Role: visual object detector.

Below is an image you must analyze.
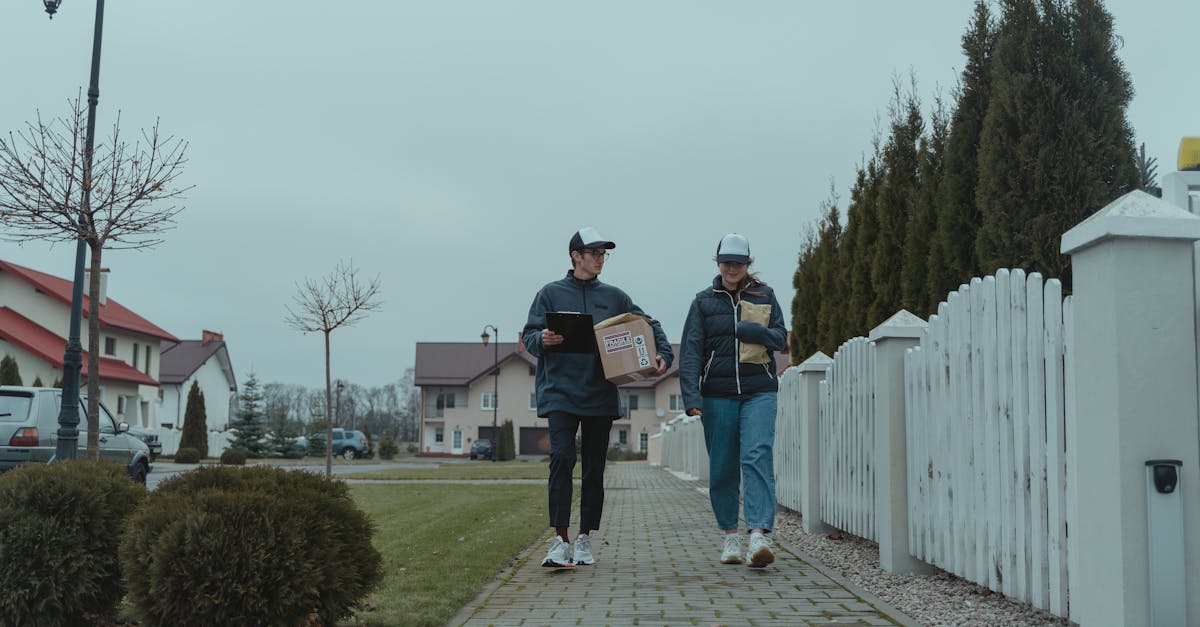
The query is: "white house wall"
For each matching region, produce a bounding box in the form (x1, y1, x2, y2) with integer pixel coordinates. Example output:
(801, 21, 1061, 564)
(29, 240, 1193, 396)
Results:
(158, 355, 236, 432)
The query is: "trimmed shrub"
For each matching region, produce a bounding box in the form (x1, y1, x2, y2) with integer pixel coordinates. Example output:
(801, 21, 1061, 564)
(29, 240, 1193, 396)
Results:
(606, 446, 648, 462)
(498, 419, 516, 461)
(121, 465, 382, 626)
(0, 460, 146, 624)
(220, 448, 247, 465)
(174, 447, 201, 464)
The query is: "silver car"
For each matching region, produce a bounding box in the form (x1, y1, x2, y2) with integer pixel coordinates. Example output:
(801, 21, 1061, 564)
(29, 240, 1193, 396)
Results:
(0, 386, 152, 484)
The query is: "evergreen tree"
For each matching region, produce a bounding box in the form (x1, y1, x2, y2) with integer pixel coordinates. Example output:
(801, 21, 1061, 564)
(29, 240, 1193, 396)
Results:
(0, 355, 23, 386)
(976, 0, 1136, 285)
(871, 78, 925, 322)
(498, 419, 516, 461)
(814, 204, 844, 355)
(230, 373, 269, 458)
(790, 224, 822, 359)
(932, 0, 994, 300)
(906, 95, 949, 317)
(179, 381, 209, 459)
(31, 376, 44, 387)
(851, 153, 885, 334)
(51, 377, 62, 388)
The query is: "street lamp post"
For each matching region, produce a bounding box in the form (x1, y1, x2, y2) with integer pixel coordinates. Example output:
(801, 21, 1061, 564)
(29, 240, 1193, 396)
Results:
(336, 380, 345, 427)
(44, 0, 106, 462)
(480, 325, 499, 462)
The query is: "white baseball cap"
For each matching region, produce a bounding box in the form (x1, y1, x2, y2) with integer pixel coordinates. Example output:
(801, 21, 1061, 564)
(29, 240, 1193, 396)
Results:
(716, 233, 751, 264)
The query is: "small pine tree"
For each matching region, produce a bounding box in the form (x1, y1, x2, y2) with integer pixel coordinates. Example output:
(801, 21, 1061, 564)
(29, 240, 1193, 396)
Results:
(498, 419, 516, 461)
(179, 381, 209, 459)
(31, 376, 44, 387)
(51, 377, 62, 388)
(229, 373, 268, 458)
(0, 355, 23, 386)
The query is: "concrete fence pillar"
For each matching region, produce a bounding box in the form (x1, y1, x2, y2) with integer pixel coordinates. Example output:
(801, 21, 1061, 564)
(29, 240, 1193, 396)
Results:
(870, 310, 932, 574)
(1061, 189, 1200, 626)
(797, 351, 833, 535)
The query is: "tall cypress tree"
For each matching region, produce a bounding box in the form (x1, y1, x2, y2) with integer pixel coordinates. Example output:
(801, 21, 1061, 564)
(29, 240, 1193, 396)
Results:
(0, 355, 23, 386)
(791, 224, 822, 359)
(179, 381, 208, 458)
(814, 202, 845, 355)
(871, 80, 924, 326)
(849, 155, 884, 336)
(908, 96, 950, 317)
(933, 0, 995, 298)
(976, 0, 1136, 285)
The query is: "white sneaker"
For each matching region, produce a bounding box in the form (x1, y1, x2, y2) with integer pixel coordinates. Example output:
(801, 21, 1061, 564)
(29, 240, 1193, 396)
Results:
(746, 532, 775, 568)
(573, 534, 595, 565)
(720, 534, 743, 564)
(542, 536, 571, 567)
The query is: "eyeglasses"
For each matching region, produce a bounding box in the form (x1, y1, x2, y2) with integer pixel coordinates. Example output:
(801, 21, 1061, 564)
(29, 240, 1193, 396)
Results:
(581, 249, 610, 259)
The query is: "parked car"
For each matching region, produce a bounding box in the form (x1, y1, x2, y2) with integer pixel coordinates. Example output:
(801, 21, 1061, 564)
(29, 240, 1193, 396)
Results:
(470, 439, 494, 460)
(126, 426, 162, 460)
(306, 428, 369, 460)
(0, 386, 152, 484)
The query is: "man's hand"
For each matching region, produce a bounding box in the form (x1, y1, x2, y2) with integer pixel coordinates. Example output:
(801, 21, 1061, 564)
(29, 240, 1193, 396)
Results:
(655, 355, 667, 375)
(686, 407, 702, 417)
(542, 328, 564, 346)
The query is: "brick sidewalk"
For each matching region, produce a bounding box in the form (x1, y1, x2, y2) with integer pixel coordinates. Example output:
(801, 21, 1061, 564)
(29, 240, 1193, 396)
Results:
(452, 462, 918, 627)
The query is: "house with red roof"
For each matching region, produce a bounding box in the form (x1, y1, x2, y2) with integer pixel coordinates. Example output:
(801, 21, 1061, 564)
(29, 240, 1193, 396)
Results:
(0, 258, 178, 429)
(414, 338, 790, 457)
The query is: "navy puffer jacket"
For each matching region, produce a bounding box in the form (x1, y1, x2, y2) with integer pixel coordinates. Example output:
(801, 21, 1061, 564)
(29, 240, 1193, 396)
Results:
(678, 276, 788, 410)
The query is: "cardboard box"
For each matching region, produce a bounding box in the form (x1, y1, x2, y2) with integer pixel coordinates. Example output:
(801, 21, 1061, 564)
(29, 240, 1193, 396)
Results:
(593, 313, 658, 384)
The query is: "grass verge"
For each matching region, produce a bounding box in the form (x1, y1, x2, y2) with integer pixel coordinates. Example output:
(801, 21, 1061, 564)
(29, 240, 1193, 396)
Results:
(343, 460, 581, 481)
(346, 483, 546, 626)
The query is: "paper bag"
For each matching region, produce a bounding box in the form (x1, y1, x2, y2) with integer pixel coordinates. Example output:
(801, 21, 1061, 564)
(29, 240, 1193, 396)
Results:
(738, 301, 772, 364)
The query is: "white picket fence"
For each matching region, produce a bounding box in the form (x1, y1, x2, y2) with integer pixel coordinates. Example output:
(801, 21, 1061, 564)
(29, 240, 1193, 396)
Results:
(821, 337, 876, 542)
(902, 269, 1073, 615)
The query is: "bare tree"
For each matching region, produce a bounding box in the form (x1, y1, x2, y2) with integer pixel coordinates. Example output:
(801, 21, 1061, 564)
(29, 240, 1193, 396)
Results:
(0, 96, 189, 456)
(285, 259, 382, 478)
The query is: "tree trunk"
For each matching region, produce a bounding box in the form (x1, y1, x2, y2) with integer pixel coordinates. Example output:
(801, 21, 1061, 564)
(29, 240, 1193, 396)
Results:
(86, 242, 103, 459)
(324, 329, 333, 479)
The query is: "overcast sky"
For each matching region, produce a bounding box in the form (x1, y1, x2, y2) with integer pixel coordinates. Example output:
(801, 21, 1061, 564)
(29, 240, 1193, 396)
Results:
(1, 1, 1196, 390)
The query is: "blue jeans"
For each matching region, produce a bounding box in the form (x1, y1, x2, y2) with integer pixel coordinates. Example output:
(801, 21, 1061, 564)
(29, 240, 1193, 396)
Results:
(700, 393, 777, 532)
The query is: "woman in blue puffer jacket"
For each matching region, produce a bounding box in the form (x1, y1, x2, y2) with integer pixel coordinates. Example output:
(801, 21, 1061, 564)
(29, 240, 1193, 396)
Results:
(679, 233, 788, 568)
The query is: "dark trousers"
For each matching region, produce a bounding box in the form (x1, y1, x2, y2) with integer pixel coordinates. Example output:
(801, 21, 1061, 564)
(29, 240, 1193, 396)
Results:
(547, 412, 612, 531)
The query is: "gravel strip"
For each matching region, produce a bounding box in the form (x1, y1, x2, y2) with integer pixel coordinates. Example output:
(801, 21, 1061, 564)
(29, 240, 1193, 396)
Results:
(773, 510, 1072, 627)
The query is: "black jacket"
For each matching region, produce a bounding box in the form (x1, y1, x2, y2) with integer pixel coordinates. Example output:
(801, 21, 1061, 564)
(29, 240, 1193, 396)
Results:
(523, 270, 673, 417)
(678, 276, 788, 410)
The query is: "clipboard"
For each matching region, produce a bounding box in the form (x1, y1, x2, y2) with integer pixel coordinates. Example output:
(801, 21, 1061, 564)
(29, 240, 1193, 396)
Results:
(544, 312, 597, 354)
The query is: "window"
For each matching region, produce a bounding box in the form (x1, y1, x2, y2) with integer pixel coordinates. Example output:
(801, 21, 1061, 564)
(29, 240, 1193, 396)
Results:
(144, 345, 152, 374)
(133, 342, 140, 369)
(103, 337, 116, 356)
(434, 427, 444, 443)
(618, 429, 628, 446)
(528, 365, 536, 376)
(669, 394, 684, 412)
(436, 392, 457, 410)
(528, 392, 537, 410)
(117, 396, 126, 415)
(481, 392, 497, 411)
(640, 432, 649, 452)
(627, 394, 639, 411)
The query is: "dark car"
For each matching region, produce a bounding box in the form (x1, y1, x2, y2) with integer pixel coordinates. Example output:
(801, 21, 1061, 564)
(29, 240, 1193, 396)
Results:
(126, 427, 162, 461)
(470, 439, 494, 460)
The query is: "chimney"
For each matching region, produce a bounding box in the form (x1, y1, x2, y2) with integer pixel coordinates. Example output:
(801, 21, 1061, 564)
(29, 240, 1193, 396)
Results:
(516, 330, 523, 352)
(82, 267, 110, 305)
(202, 330, 224, 344)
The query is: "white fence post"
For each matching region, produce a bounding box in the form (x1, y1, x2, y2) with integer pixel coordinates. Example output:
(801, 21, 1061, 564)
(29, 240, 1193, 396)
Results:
(871, 310, 931, 574)
(1061, 190, 1200, 626)
(797, 352, 833, 535)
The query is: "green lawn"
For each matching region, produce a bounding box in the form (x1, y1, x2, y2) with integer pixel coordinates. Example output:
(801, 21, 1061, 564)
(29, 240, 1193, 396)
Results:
(345, 483, 547, 626)
(344, 460, 581, 481)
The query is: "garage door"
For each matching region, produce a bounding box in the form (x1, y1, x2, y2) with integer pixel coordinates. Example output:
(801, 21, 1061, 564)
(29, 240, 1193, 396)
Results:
(519, 427, 550, 455)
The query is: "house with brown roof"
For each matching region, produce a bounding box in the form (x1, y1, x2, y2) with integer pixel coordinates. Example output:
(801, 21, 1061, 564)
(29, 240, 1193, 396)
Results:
(0, 259, 177, 428)
(159, 330, 238, 436)
(414, 339, 790, 457)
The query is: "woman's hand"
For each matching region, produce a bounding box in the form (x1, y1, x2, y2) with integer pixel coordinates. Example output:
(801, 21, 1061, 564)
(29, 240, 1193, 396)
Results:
(686, 408, 702, 417)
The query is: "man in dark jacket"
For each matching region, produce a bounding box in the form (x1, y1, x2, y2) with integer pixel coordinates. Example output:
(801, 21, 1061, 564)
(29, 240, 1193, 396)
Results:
(522, 226, 673, 567)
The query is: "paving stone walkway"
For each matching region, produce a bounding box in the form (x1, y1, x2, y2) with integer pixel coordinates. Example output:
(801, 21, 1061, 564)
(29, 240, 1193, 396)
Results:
(452, 463, 918, 627)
